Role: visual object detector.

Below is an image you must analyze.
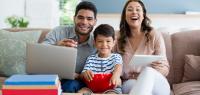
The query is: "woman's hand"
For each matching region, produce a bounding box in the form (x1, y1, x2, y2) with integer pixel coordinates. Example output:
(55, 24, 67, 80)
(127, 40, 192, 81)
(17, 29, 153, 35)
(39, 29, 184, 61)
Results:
(56, 38, 77, 47)
(129, 72, 140, 79)
(82, 70, 94, 82)
(150, 62, 169, 76)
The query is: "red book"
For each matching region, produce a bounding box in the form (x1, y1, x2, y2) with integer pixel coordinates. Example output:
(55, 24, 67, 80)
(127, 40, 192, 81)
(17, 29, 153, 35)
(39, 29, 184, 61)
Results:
(2, 89, 61, 95)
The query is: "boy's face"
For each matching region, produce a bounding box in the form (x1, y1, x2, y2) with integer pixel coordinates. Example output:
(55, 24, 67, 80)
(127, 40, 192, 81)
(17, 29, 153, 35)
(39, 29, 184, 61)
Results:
(94, 35, 115, 58)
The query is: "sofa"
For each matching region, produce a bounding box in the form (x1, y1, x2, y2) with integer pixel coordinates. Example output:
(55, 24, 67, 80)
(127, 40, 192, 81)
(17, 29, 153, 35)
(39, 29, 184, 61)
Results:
(160, 29, 200, 95)
(0, 28, 50, 87)
(0, 28, 200, 95)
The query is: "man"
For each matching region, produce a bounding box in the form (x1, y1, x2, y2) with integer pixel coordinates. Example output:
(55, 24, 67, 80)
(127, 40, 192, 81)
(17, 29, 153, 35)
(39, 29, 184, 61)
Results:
(43, 1, 97, 93)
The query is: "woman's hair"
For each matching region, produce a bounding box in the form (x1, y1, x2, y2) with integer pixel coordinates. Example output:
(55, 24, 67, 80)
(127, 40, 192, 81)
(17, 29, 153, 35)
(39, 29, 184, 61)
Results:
(118, 0, 152, 54)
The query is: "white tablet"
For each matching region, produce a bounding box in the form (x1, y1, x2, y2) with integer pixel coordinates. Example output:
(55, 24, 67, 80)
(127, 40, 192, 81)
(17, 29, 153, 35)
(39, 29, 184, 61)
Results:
(129, 55, 164, 66)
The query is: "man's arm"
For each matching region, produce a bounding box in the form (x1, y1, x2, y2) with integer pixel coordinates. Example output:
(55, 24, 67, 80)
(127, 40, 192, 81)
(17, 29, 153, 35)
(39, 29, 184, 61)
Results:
(43, 27, 78, 47)
(42, 28, 58, 45)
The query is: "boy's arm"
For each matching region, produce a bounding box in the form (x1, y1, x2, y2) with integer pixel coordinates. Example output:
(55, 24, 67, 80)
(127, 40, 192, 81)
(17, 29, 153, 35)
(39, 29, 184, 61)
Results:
(111, 64, 122, 87)
(112, 64, 122, 78)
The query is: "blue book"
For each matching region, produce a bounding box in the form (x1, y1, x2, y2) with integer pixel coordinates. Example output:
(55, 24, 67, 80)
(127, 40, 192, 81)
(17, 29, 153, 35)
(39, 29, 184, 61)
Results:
(5, 74, 59, 85)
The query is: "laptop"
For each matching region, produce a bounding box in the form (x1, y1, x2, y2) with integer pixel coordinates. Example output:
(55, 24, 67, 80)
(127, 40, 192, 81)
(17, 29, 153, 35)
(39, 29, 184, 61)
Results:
(26, 43, 77, 79)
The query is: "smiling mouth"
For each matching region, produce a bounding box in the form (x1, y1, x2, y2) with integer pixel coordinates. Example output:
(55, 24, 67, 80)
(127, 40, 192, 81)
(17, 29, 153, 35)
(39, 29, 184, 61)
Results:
(79, 24, 93, 31)
(100, 48, 109, 50)
(79, 26, 89, 30)
(131, 16, 139, 20)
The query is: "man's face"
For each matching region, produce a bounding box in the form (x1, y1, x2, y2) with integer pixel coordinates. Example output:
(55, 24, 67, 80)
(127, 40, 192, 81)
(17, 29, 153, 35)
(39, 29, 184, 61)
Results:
(74, 9, 97, 36)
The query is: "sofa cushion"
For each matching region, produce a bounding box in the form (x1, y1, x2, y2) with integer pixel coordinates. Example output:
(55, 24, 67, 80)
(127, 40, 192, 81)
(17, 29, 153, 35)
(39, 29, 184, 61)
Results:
(171, 30, 200, 83)
(182, 55, 200, 82)
(0, 30, 42, 77)
(173, 81, 200, 95)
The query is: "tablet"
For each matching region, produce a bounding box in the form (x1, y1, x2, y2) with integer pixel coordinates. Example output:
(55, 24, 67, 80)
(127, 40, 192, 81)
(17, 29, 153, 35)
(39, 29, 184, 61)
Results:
(129, 55, 164, 66)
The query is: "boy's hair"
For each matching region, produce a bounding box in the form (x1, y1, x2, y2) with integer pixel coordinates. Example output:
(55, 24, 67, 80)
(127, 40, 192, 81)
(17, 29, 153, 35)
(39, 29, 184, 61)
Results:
(93, 24, 115, 41)
(74, 1, 97, 19)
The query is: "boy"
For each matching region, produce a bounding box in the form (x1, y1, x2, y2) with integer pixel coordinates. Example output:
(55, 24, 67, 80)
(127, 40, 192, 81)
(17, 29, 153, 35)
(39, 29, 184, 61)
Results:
(79, 24, 123, 94)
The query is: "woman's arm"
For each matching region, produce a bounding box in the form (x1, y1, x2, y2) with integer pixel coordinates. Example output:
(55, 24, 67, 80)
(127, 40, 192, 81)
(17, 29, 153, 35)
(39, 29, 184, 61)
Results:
(151, 31, 169, 76)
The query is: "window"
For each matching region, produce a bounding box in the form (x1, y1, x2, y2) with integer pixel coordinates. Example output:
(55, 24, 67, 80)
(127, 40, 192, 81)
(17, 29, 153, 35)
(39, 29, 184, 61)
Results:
(59, 0, 80, 25)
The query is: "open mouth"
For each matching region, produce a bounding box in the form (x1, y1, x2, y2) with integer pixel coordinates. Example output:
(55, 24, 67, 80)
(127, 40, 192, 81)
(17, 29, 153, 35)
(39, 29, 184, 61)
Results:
(131, 16, 139, 20)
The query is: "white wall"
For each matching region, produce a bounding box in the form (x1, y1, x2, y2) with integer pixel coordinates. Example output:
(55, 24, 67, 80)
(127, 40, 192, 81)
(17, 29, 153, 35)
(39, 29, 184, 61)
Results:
(0, 0, 25, 28)
(0, 0, 59, 28)
(26, 0, 59, 28)
(97, 14, 200, 33)
(1, 0, 200, 32)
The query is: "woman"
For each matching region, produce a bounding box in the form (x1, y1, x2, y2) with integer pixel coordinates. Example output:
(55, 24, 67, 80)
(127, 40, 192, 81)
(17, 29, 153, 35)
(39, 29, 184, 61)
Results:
(114, 0, 170, 95)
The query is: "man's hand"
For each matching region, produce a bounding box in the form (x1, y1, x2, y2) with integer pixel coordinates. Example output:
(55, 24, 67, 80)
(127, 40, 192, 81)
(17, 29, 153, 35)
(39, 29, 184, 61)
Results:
(82, 70, 94, 82)
(56, 38, 77, 47)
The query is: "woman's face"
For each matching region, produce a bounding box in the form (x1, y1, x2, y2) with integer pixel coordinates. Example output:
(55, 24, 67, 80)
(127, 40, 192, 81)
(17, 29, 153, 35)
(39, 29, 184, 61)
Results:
(125, 1, 144, 28)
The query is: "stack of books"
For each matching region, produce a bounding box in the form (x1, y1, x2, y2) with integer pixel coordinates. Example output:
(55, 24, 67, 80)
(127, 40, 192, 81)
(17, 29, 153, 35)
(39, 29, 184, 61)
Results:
(2, 74, 62, 95)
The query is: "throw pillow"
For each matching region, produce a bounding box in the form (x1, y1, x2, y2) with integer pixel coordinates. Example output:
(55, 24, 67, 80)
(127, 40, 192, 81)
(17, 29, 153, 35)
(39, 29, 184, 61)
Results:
(182, 55, 200, 82)
(0, 30, 42, 76)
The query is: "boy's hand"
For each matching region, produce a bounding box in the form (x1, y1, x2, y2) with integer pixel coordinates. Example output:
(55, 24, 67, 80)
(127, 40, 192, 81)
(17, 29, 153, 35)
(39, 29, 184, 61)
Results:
(110, 64, 122, 87)
(74, 73, 79, 79)
(110, 74, 121, 87)
(82, 70, 94, 82)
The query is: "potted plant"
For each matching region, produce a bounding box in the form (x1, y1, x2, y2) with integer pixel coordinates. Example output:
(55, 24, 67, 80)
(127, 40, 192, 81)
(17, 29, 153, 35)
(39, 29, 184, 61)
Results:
(5, 15, 29, 28)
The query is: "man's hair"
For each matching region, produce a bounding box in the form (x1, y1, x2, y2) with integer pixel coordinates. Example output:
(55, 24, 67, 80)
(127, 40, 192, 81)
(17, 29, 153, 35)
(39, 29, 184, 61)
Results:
(74, 1, 97, 19)
(93, 24, 115, 41)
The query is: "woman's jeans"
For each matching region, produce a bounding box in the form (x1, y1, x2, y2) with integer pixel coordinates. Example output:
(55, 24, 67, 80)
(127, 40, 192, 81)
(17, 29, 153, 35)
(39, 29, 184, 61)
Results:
(122, 67, 170, 95)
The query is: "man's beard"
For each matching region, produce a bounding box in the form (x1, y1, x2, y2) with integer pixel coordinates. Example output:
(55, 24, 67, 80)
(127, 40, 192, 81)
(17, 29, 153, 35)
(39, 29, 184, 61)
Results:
(75, 26, 93, 36)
